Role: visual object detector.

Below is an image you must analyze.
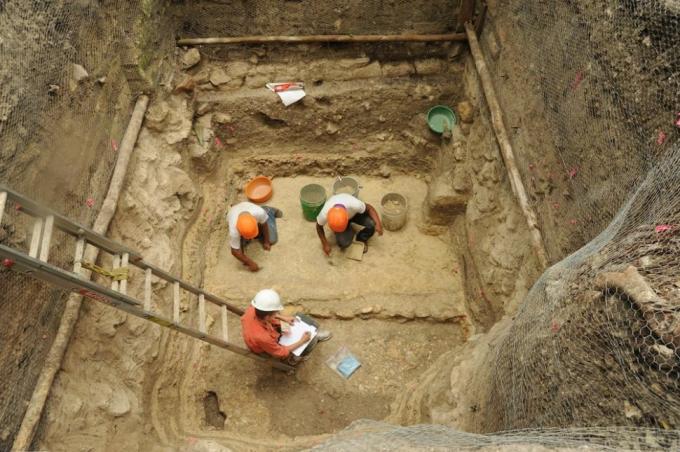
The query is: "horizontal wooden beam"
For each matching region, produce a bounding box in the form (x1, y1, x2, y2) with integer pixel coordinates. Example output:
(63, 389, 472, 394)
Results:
(177, 32, 467, 46)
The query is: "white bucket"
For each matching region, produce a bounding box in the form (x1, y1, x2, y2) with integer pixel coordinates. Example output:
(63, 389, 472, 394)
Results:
(380, 193, 408, 231)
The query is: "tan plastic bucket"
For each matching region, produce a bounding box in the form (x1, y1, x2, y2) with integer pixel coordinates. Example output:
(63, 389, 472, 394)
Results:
(380, 193, 408, 231)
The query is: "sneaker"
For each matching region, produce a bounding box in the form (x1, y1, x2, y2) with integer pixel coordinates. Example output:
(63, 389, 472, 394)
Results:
(316, 330, 333, 342)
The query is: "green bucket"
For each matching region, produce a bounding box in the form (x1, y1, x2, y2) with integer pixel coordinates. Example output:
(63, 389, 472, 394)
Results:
(300, 184, 327, 221)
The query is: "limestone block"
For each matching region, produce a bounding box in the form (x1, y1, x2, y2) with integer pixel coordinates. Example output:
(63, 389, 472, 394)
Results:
(145, 101, 170, 132)
(457, 100, 475, 123)
(382, 62, 414, 77)
(415, 59, 444, 75)
(181, 48, 201, 69)
(226, 61, 250, 78)
(424, 170, 470, 225)
(210, 68, 232, 86)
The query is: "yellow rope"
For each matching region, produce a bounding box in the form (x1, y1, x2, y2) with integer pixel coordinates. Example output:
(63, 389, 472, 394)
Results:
(81, 261, 129, 281)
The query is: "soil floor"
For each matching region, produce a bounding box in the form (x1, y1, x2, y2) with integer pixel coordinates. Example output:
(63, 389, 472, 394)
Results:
(160, 174, 471, 438)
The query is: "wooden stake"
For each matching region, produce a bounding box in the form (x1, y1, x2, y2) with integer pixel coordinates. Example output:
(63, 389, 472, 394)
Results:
(73, 237, 85, 275)
(464, 23, 549, 269)
(177, 32, 467, 46)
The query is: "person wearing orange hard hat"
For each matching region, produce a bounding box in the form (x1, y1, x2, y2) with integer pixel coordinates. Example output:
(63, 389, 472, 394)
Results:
(227, 201, 282, 271)
(316, 193, 383, 256)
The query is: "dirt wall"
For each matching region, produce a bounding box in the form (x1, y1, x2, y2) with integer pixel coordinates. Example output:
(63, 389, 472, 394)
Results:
(0, 1, 174, 450)
(171, 0, 463, 37)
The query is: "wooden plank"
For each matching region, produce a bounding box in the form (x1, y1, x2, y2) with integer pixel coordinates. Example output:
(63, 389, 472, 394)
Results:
(221, 305, 228, 342)
(177, 32, 467, 46)
(198, 294, 206, 334)
(73, 237, 85, 275)
(0, 191, 7, 225)
(119, 253, 129, 295)
(111, 255, 120, 291)
(173, 281, 180, 324)
(144, 268, 152, 312)
(38, 215, 54, 262)
(28, 219, 43, 258)
(464, 23, 549, 269)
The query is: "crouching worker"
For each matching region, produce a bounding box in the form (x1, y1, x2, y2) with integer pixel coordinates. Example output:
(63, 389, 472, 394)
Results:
(227, 201, 282, 272)
(241, 289, 332, 366)
(316, 193, 383, 255)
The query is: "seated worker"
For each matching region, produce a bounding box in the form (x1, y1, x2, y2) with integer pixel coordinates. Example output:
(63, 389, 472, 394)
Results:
(241, 289, 332, 365)
(227, 201, 282, 272)
(316, 193, 383, 256)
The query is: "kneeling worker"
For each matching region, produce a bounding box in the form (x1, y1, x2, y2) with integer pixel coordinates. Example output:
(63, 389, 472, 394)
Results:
(227, 201, 281, 272)
(316, 193, 383, 255)
(241, 289, 332, 365)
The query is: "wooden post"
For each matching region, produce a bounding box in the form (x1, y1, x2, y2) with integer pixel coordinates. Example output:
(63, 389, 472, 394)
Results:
(464, 23, 549, 269)
(177, 32, 467, 46)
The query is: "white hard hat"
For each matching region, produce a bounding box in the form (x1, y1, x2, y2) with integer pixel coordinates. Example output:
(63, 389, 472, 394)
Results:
(251, 289, 283, 311)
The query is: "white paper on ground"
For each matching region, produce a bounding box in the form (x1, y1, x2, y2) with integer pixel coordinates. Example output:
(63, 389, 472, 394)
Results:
(266, 82, 306, 106)
(278, 317, 317, 356)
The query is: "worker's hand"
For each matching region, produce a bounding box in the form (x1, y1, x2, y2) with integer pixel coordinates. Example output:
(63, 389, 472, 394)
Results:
(376, 223, 384, 236)
(322, 242, 331, 256)
(263, 241, 271, 251)
(301, 331, 312, 342)
(247, 262, 260, 272)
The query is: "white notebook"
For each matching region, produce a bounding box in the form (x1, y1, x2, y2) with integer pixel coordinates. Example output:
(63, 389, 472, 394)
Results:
(278, 317, 317, 356)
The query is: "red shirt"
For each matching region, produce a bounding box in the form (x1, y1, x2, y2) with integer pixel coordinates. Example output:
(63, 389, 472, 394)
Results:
(240, 306, 290, 358)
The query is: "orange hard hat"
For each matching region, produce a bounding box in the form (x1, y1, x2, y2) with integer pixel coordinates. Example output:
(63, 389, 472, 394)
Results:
(327, 205, 349, 232)
(237, 213, 259, 239)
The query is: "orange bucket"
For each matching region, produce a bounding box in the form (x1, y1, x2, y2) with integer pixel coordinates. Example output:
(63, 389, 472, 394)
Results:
(245, 176, 273, 203)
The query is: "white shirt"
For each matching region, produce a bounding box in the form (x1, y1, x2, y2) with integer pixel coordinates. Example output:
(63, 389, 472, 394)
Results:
(227, 202, 269, 249)
(316, 194, 366, 226)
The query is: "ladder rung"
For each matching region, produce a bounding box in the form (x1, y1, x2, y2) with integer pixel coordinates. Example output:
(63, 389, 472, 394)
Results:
(111, 255, 120, 291)
(29, 219, 43, 258)
(73, 237, 85, 275)
(198, 294, 206, 334)
(119, 253, 129, 295)
(173, 281, 180, 323)
(144, 268, 152, 311)
(39, 215, 54, 262)
(0, 191, 7, 225)
(221, 305, 228, 342)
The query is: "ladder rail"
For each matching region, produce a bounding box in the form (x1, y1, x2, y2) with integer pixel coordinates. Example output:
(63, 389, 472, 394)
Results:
(0, 244, 293, 372)
(0, 185, 140, 259)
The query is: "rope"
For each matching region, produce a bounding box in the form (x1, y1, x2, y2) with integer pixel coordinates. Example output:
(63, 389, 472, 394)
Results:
(81, 261, 129, 281)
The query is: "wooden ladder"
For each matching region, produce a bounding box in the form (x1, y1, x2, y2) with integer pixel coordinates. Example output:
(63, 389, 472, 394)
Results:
(0, 185, 294, 372)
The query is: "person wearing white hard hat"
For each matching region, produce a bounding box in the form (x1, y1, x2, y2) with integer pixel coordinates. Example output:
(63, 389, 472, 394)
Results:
(240, 289, 332, 364)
